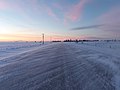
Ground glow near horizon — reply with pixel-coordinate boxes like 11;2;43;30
0;0;120;41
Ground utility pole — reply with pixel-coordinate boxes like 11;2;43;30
42;33;44;44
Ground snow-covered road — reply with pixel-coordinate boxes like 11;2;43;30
0;43;119;90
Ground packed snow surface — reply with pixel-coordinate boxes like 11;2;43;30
0;42;120;90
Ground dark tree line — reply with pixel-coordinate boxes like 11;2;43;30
63;39;99;42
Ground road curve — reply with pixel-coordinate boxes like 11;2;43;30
0;43;117;90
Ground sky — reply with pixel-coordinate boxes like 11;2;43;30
0;0;120;41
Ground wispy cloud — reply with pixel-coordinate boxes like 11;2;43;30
28;0;60;22
0;0;90;25
71;24;104;30
0;0;61;26
65;0;90;22
45;6;59;21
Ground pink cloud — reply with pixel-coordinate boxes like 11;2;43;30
66;0;90;22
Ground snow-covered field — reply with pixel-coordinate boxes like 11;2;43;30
0;41;120;90
0;42;48;60
77;41;120;57
82;41;120;50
